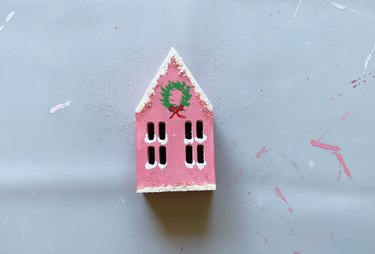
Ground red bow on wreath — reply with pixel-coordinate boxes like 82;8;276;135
169;105;185;119
161;81;192;120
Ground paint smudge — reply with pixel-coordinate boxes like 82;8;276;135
179;240;187;254
331;93;344;100
49;100;71;113
274;187;293;213
293;0;303;20
248;191;265;211
0;11;15;33
308;161;314;168
255;146;270;159
280;215;300;239
326;0;345;10
318;129;330;141
363;43;375;76
325;0;375;20
310;139;341;152
340;112;350;120
256;232;269;244
290;159;305;180
294;252;301;254
333;152;352;180
331;231;335;241
6;11;15;23
332;70;375;101
352;71;375;88
337;170;342;182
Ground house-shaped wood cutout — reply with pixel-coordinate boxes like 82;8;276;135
135;47;216;193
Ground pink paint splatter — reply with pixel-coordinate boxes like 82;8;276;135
332;70;375;101
311;140;341;152
274;187;288;204
351;79;358;88
340;112;350;120
333;152;352;180
274;187;293;213
294;252;301;254
255;146;270;159
337;170;342;182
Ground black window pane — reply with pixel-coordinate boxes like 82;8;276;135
196;121;203;139
185;121;192;139
186;145;193;164
159;122;166;140
147;122;154;140
159;146;166;165
147;146;155;164
197;145;204;163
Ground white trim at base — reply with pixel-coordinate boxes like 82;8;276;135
137;183;216;193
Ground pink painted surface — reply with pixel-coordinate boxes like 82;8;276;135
255;146;270;159
136;56;215;191
310;139;341;152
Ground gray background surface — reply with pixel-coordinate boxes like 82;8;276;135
1;0;375;253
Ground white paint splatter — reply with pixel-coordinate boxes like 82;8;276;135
157;134;168;145
363;43;375;76
347;8;360;14
145;161;157;170
185;161;195;169
144;134;156;143
308;161;314;169
120;198;125;203
293;0;303;20
49;100;71;113
197;161;207;170
326;0;346;10
6;11;15;23
0;11;16;33
158;162;167;169
183;137;194;145
325;0;375;20
195;135;207;143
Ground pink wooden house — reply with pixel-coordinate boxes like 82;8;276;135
135;47;216;193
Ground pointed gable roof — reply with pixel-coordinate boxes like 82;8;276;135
135;47;213;113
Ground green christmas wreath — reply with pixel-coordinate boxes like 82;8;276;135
160;81;192;119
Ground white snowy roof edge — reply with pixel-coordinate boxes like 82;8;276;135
135;47;213;113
